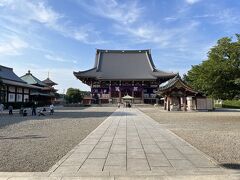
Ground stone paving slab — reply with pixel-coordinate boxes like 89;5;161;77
48;108;226;177
0;108;239;179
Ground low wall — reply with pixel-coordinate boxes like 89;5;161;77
196;98;213;110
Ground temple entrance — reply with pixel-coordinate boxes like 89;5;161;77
121;88;132;97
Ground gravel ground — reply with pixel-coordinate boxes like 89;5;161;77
139;107;240;166
0;107;116;172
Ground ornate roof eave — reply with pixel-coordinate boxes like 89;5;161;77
73;68;97;79
42;78;58;86
1;79;42;89
158;75;199;95
152;69;177;79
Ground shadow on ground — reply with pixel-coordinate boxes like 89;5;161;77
0;135;47;140
0;108;136;128
220;163;240;170
215;108;240;112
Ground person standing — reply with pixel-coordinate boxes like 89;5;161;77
0;103;4;115
32;103;36;116
8;105;13;115
19;105;24;116
50;104;54;115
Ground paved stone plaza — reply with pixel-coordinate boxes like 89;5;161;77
0;108;239;179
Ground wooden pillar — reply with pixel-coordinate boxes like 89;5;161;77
183;96;187;111
166;97;169;111
164;96;166;110
6;85;9;103
22;88;24;102
131;86;134;104
29;88;31;103
120;80;122;103
119;90;121;103
141;90;144;104
179;97;181;110
167;96;171;111
109;81;111;104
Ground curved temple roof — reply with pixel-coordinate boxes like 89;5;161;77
21;70;47;87
0;65;26;83
74;49;176;81
42;78;58;86
159;74;200;94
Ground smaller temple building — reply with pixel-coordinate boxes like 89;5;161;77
0;65;40;105
21;71;58;105
158;75;213;111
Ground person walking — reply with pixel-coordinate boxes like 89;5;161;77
8;105;13;115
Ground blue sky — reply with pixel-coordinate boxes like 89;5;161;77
0;0;240;93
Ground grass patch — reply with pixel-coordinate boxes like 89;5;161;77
214;100;240;109
222;100;240;109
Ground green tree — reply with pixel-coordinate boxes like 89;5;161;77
65;88;83;103
185;34;240;100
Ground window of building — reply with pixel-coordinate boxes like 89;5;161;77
17;94;22;102
8;93;15;102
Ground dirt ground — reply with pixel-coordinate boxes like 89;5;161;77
139;107;240;168
0;107;116;172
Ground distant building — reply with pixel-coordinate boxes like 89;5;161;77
74;49;176;104
0;65;40;104
21;71;58;105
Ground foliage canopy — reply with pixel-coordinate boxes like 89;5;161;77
184;34;240;100
65;88;83;103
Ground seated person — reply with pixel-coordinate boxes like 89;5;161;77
19;106;24;115
38;109;46;116
23;109;28;116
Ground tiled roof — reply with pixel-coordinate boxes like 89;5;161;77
74;49;177;80
0;65;26;83
159;75;199;94
42;78;58;86
21;70;47;87
1;79;42;89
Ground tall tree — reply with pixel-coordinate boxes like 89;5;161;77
65;88;83;103
185;34;240;100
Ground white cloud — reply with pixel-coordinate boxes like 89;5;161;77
28;2;61;24
78;0;143;25
0;35;28;55
214;9;240;25
114;21;200;49
0;0;105;45
185;0;201;4
45;54;77;64
0;0;61;25
77;0;200;49
164;8;240;26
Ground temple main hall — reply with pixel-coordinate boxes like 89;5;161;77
74;49;176;104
